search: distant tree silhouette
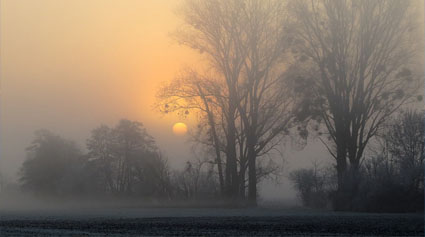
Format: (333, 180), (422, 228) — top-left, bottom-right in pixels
(87, 119), (170, 197)
(380, 110), (424, 197)
(289, 162), (330, 209)
(19, 130), (84, 196)
(19, 120), (172, 199)
(171, 156), (219, 200)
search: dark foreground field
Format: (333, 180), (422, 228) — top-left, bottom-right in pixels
(0, 208), (423, 236)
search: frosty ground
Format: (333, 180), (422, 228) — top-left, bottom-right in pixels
(0, 207), (423, 236)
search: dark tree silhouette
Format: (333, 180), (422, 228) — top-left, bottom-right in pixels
(289, 0), (422, 210)
(289, 162), (330, 208)
(381, 110), (424, 194)
(19, 130), (84, 196)
(87, 119), (169, 197)
(158, 0), (302, 206)
(157, 71), (227, 195)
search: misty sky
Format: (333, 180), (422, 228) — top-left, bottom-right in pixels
(1, 0), (423, 200)
(1, 0), (200, 175)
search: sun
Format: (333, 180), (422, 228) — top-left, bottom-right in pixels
(172, 122), (188, 136)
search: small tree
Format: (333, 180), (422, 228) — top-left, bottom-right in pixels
(384, 110), (424, 192)
(289, 162), (330, 208)
(172, 156), (219, 200)
(19, 130), (84, 196)
(86, 119), (170, 197)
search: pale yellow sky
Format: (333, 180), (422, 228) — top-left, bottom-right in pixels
(1, 0), (202, 177)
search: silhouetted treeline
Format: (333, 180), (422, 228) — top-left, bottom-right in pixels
(156, 0), (423, 209)
(19, 119), (219, 202)
(290, 110), (424, 212)
(17, 0), (424, 212)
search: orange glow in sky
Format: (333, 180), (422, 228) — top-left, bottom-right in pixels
(0, 0), (202, 175)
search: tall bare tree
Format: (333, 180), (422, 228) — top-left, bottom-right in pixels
(158, 0), (302, 206)
(233, 0), (302, 205)
(176, 0), (250, 198)
(290, 0), (422, 210)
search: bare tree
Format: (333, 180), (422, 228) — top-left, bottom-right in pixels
(232, 0), (302, 205)
(87, 120), (163, 196)
(159, 0), (301, 206)
(360, 110), (424, 212)
(172, 155), (219, 200)
(383, 110), (424, 193)
(289, 161), (329, 208)
(176, 0), (250, 199)
(157, 70), (227, 195)
(290, 0), (422, 210)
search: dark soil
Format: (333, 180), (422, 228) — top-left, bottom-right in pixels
(1, 213), (423, 236)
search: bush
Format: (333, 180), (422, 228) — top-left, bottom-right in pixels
(289, 163), (330, 209)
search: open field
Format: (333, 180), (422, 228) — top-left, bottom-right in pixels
(0, 208), (423, 236)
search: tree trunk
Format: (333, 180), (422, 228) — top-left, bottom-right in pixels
(239, 157), (246, 199)
(226, 107), (239, 200)
(346, 149), (361, 210)
(247, 151), (257, 206)
(247, 132), (257, 207)
(334, 142), (348, 211)
(196, 84), (225, 195)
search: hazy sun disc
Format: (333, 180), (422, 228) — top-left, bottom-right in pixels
(172, 122), (188, 136)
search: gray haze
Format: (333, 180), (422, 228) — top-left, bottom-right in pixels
(0, 0), (423, 203)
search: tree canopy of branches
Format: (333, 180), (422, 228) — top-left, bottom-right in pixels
(87, 119), (170, 197)
(354, 110), (424, 212)
(289, 0), (422, 210)
(157, 0), (302, 206)
(381, 110), (424, 193)
(171, 155), (220, 200)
